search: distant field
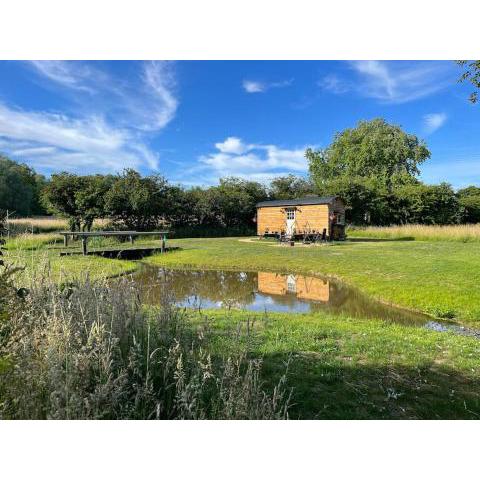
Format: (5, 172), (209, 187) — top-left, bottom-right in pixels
(7, 217), (108, 233)
(349, 224), (480, 242)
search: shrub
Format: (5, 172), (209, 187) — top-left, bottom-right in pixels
(0, 275), (290, 419)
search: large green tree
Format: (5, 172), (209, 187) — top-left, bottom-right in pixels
(307, 118), (430, 193)
(306, 119), (431, 224)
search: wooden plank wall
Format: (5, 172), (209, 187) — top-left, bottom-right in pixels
(257, 272), (330, 302)
(295, 204), (330, 234)
(257, 204), (330, 235)
(256, 207), (286, 235)
(257, 272), (287, 295)
(296, 276), (330, 302)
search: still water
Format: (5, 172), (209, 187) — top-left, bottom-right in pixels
(134, 266), (437, 327)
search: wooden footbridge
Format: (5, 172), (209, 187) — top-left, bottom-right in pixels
(59, 230), (176, 258)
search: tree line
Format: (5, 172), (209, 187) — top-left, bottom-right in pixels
(1, 118), (480, 232)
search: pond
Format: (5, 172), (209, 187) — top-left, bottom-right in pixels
(134, 265), (438, 327)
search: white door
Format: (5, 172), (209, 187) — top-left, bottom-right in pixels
(286, 274), (297, 293)
(285, 208), (296, 236)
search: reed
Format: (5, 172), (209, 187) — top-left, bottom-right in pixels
(0, 273), (290, 419)
(349, 224), (480, 242)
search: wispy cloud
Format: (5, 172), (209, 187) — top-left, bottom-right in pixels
(242, 78), (293, 94)
(195, 136), (310, 183)
(1, 61), (178, 174)
(30, 61), (100, 93)
(423, 112), (448, 134)
(141, 61), (178, 131)
(30, 60), (178, 133)
(0, 103), (159, 173)
(319, 61), (454, 104)
(318, 74), (350, 94)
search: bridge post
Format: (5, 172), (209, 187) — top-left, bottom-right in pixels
(161, 234), (166, 253)
(81, 237), (88, 255)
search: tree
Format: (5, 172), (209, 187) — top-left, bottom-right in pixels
(320, 176), (392, 225)
(269, 174), (316, 200)
(457, 186), (480, 223)
(306, 118), (431, 225)
(215, 177), (267, 228)
(0, 155), (47, 216)
(307, 118), (430, 193)
(74, 175), (115, 230)
(394, 182), (461, 224)
(457, 60), (480, 104)
(104, 170), (173, 231)
(42, 173), (85, 231)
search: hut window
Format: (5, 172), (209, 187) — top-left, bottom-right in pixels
(335, 212), (345, 225)
(285, 208), (296, 220)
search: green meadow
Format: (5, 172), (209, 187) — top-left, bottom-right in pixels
(3, 233), (480, 419)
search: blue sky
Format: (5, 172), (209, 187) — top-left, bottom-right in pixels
(0, 60), (478, 189)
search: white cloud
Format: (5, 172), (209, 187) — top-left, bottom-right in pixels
(423, 112), (447, 134)
(215, 137), (248, 154)
(0, 61), (179, 173)
(243, 80), (266, 93)
(242, 78), (293, 94)
(197, 137), (309, 182)
(320, 61), (454, 104)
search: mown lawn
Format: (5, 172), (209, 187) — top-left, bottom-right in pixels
(144, 237), (480, 323)
(194, 309), (480, 419)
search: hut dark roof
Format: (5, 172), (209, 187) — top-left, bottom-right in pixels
(256, 196), (338, 208)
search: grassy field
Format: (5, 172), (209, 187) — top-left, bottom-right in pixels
(349, 224), (480, 242)
(199, 308), (480, 419)
(144, 237), (480, 323)
(2, 232), (480, 419)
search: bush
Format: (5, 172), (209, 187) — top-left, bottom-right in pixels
(0, 275), (290, 419)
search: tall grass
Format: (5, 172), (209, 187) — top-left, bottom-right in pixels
(7, 217), (109, 234)
(0, 274), (290, 419)
(349, 224), (480, 242)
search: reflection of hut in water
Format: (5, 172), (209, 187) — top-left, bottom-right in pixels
(257, 272), (330, 302)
